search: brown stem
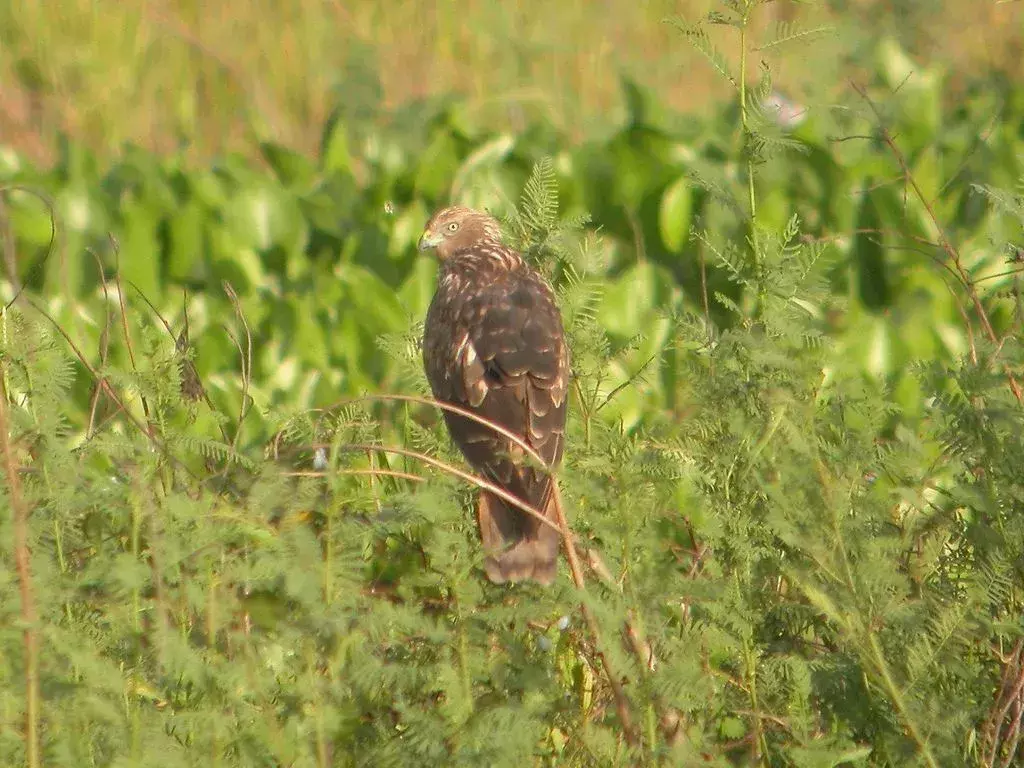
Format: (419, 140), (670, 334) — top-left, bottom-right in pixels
(111, 237), (153, 421)
(324, 442), (562, 535)
(25, 297), (198, 480)
(0, 368), (40, 767)
(0, 196), (20, 294)
(306, 395), (646, 746)
(314, 393), (552, 472)
(551, 484), (638, 747)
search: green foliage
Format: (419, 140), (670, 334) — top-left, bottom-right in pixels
(1, 5), (1024, 767)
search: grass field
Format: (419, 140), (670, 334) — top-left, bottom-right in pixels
(1, 0), (1020, 161)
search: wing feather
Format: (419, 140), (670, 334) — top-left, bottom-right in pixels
(423, 258), (568, 512)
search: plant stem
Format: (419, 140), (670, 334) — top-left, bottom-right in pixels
(738, 2), (760, 275)
(866, 633), (940, 768)
(551, 484), (638, 748)
(851, 81), (1023, 403)
(0, 368), (40, 768)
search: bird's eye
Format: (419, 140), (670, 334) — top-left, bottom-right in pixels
(447, 222), (460, 232)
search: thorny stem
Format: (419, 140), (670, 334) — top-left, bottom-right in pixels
(982, 639), (1024, 767)
(0, 367), (40, 768)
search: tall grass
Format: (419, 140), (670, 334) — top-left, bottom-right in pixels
(0, 0), (1019, 161)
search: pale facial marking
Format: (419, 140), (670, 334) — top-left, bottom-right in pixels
(419, 205), (504, 260)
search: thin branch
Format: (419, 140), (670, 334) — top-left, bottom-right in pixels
(283, 468), (426, 483)
(307, 393), (644, 745)
(223, 282), (253, 450)
(24, 297), (198, 479)
(596, 352), (658, 413)
(323, 442), (562, 536)
(851, 81), (1022, 403)
(551, 483), (638, 746)
(111, 236), (153, 421)
(86, 248), (113, 436)
(0, 185), (58, 312)
(124, 283), (230, 443)
(314, 393), (552, 472)
(0, 366), (40, 768)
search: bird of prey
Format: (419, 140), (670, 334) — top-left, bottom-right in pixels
(419, 206), (569, 585)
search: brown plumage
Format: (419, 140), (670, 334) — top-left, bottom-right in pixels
(419, 205), (569, 585)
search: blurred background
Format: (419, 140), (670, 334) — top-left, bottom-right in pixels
(0, 0), (1022, 434)
(2, 0), (1019, 161)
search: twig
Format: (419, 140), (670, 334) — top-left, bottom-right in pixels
(0, 185), (57, 312)
(223, 282), (253, 450)
(0, 367), (40, 768)
(309, 394), (643, 746)
(314, 393), (552, 472)
(86, 248), (113, 436)
(111, 236), (153, 421)
(24, 297), (199, 479)
(283, 468), (426, 483)
(851, 81), (1022, 403)
(982, 638), (1024, 767)
(123, 281), (229, 441)
(321, 442), (562, 536)
(596, 353), (658, 413)
(0, 195), (20, 294)
(551, 484), (638, 747)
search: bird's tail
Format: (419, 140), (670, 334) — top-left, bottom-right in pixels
(476, 488), (560, 585)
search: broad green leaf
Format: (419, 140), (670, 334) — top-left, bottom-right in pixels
(414, 130), (460, 199)
(320, 117), (353, 175)
(261, 141), (316, 188)
(118, 196), (163, 304)
(167, 198), (205, 282)
(659, 176), (693, 252)
(224, 182), (308, 255)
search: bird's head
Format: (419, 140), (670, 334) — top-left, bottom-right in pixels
(418, 206), (503, 260)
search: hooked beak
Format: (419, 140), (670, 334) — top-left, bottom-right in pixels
(418, 230), (443, 252)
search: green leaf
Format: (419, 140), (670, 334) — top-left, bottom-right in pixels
(659, 176), (693, 252)
(853, 194), (890, 310)
(224, 182), (308, 255)
(167, 198), (205, 282)
(260, 141), (316, 188)
(118, 196), (163, 304)
(719, 717), (746, 739)
(414, 130), (460, 199)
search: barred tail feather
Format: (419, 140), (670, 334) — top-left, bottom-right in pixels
(476, 489), (560, 585)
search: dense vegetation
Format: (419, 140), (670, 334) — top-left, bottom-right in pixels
(1, 2), (1023, 766)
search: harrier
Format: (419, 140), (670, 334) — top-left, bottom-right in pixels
(419, 206), (569, 585)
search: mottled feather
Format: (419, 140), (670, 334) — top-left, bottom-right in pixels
(420, 206), (569, 585)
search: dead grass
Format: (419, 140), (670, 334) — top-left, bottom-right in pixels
(0, 0), (1019, 163)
